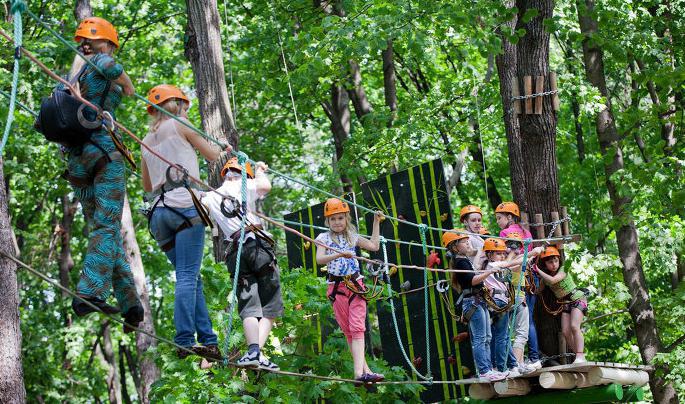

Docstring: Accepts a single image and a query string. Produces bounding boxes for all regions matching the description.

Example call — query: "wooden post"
[550,72,560,111]
[533,213,545,239]
[512,79,522,115]
[494,379,531,396]
[469,383,497,399]
[575,372,593,388]
[539,372,577,389]
[520,212,530,233]
[550,211,563,249]
[588,367,650,387]
[524,76,533,114]
[535,75,544,114]
[560,206,569,235]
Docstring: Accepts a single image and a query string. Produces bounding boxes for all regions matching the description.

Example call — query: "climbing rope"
[0,0,25,156]
[221,153,250,361]
[381,237,433,382]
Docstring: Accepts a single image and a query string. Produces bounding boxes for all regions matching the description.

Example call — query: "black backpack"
[34,65,111,147]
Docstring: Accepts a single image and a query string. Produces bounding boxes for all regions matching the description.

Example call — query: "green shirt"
[544,268,578,299]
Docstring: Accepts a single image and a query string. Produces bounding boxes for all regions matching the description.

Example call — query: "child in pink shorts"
[315,198,384,384]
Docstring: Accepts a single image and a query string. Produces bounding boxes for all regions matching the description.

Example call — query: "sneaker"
[480,370,507,382]
[527,360,542,370]
[573,354,587,364]
[194,345,223,362]
[258,353,280,371]
[518,363,535,375]
[355,373,377,385]
[72,296,120,317]
[507,367,521,378]
[122,306,144,334]
[235,350,260,368]
[177,346,196,360]
[367,372,385,382]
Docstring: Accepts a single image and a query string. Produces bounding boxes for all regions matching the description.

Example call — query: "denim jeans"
[526,293,540,361]
[150,207,217,347]
[462,297,492,375]
[490,299,518,372]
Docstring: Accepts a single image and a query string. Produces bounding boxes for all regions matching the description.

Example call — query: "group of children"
[446,202,588,382]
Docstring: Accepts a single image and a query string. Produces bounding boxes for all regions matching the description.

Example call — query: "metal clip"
[436,279,450,294]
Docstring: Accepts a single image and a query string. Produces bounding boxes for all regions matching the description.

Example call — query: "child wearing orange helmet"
[202,157,283,370]
[141,84,225,361]
[459,205,485,268]
[446,230,507,382]
[532,247,588,363]
[315,198,385,384]
[495,202,532,253]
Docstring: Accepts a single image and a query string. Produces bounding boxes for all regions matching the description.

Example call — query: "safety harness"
[144,165,213,251]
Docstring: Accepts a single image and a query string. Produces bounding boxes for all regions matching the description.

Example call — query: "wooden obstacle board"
[360,158,475,402]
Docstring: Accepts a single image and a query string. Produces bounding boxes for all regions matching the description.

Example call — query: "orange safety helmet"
[442,229,469,248]
[220,157,254,179]
[539,246,560,260]
[483,238,507,252]
[495,201,520,218]
[324,198,350,217]
[459,205,482,221]
[146,84,190,114]
[74,17,119,48]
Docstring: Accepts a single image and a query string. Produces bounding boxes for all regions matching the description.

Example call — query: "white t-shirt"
[315,231,360,277]
[468,234,485,268]
[202,177,269,241]
[142,119,201,208]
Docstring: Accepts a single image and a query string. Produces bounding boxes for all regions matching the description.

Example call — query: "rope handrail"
[2,15,578,244]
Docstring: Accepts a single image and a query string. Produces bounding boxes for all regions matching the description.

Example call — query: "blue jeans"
[526,293,540,361]
[150,207,217,347]
[490,299,518,372]
[463,298,492,375]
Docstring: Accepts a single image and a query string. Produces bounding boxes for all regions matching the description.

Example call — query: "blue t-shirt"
[316,231,360,277]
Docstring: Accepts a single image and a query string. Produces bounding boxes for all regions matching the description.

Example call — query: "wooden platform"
[521,361,652,377]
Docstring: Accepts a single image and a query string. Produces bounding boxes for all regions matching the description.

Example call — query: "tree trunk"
[0,159,26,404]
[382,40,397,124]
[59,195,78,371]
[469,115,503,210]
[495,0,527,209]
[347,60,372,120]
[118,343,131,404]
[73,0,92,21]
[121,196,159,403]
[99,322,122,404]
[321,85,353,191]
[577,1,678,402]
[184,0,236,261]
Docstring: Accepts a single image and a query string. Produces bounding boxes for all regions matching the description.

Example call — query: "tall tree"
[0,160,26,403]
[577,1,678,402]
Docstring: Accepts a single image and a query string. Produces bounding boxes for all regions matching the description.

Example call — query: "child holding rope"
[532,246,587,364]
[315,198,385,384]
[202,158,283,370]
[459,205,485,268]
[446,230,508,382]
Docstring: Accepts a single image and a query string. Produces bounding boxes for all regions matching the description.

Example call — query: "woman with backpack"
[61,17,143,331]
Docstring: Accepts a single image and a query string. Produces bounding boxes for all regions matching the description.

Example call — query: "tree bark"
[0,159,26,404]
[577,2,678,402]
[73,0,92,21]
[347,60,372,120]
[118,343,131,404]
[495,0,527,209]
[99,322,122,404]
[382,40,397,124]
[121,196,159,403]
[184,0,236,261]
[321,85,353,191]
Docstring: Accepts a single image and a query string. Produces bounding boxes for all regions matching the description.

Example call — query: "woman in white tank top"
[141,84,229,360]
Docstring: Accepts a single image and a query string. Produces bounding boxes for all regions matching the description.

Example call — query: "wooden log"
[550,211,563,250]
[535,75,544,114]
[560,206,569,235]
[494,378,531,396]
[469,383,497,400]
[512,79,522,114]
[588,367,649,387]
[520,212,530,233]
[575,372,593,388]
[533,213,544,239]
[524,76,533,114]
[539,372,577,389]
[469,384,624,404]
[621,384,645,402]
[550,72,560,111]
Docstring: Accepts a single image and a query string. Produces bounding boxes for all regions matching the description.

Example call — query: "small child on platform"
[532,246,588,364]
[315,198,385,384]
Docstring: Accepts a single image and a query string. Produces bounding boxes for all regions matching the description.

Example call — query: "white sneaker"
[480,370,508,382]
[518,363,535,375]
[527,360,542,370]
[573,354,587,364]
[507,368,521,378]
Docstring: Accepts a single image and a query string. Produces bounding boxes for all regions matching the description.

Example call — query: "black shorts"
[563,298,588,316]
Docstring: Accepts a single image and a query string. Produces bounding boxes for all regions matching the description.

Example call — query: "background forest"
[1,0,684,402]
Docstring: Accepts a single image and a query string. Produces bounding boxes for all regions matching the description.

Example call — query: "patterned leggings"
[68,132,140,312]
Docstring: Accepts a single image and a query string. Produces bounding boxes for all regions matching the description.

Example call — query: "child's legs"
[464,299,492,375]
[491,306,511,372]
[348,292,368,377]
[561,312,574,350]
[512,298,529,364]
[526,293,540,361]
[243,317,259,345]
[570,305,585,353]
[258,317,274,348]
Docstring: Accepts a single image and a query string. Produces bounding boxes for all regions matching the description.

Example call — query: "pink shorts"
[327,280,367,342]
